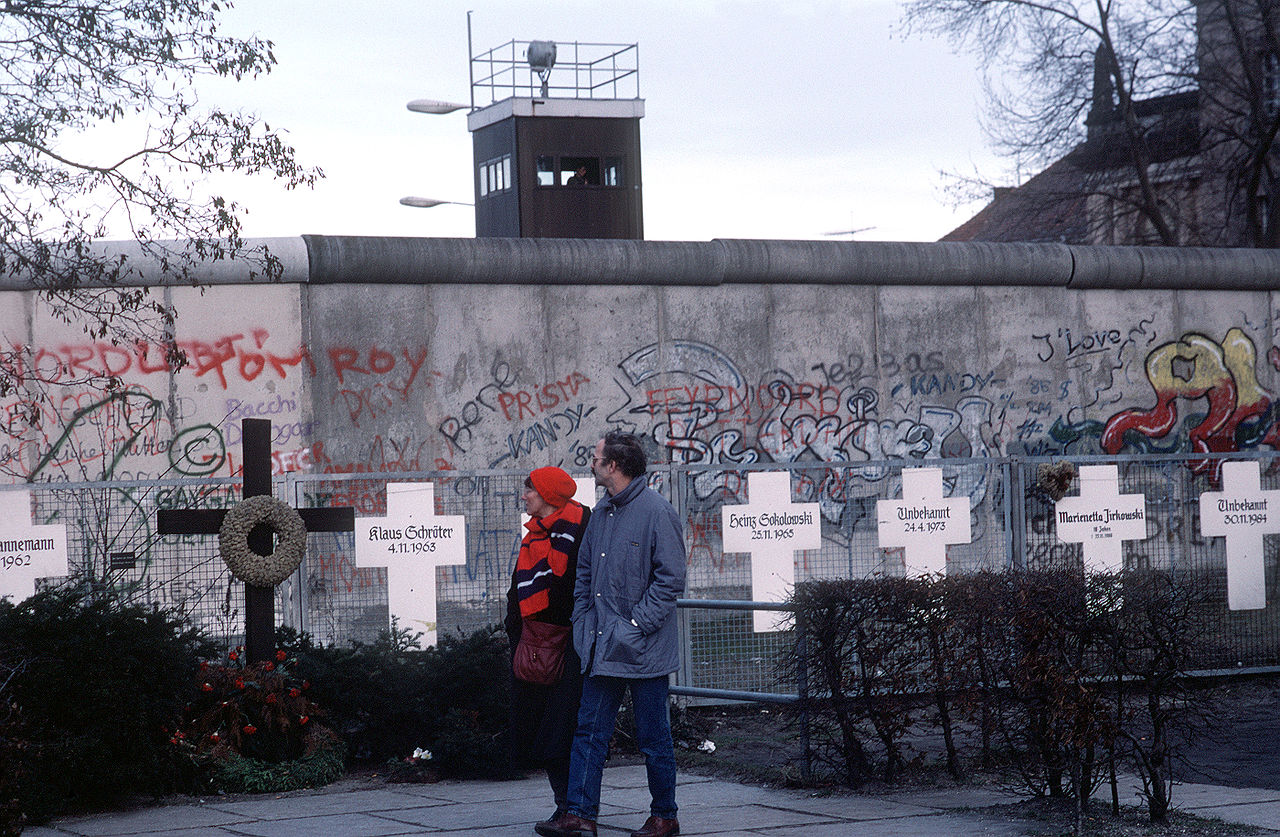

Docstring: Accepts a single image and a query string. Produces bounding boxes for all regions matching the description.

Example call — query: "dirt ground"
[667,673,1280,793]
[1177,675,1280,790]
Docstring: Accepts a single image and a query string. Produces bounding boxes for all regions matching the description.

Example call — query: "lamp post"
[406,99,468,115]
[399,196,473,208]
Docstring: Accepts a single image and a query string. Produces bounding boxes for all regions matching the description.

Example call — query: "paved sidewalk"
[25,765,1280,836]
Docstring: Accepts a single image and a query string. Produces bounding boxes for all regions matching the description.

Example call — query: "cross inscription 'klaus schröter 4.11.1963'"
[156,418,353,663]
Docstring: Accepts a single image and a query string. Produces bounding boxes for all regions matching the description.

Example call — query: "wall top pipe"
[4,235,1279,290]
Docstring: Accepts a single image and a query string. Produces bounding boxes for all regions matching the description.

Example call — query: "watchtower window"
[478,155,511,198]
[560,156,600,186]
[604,156,624,186]
[535,155,626,188]
[537,155,555,186]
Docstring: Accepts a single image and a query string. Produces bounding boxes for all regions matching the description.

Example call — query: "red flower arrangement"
[174,646,327,765]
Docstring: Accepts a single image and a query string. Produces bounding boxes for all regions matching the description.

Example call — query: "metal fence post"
[287,472,308,637]
[796,605,812,784]
[1009,457,1026,570]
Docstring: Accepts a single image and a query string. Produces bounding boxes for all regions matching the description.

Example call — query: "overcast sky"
[198,0,999,242]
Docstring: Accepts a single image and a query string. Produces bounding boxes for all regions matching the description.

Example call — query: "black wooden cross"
[158,418,354,663]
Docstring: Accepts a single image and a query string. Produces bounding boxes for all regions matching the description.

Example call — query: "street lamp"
[406,98,468,115]
[399,196,474,208]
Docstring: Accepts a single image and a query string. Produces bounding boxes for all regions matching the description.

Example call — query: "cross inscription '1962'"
[157,418,354,662]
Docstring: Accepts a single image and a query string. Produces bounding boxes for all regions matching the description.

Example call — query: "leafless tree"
[1197,0,1280,246]
[0,1,321,400]
[902,0,1223,246]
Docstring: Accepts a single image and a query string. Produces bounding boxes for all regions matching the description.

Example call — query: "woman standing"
[505,466,591,829]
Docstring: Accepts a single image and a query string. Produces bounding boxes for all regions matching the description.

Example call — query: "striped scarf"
[515,500,586,617]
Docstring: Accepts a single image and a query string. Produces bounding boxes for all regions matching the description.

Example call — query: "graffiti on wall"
[7,289,1280,645]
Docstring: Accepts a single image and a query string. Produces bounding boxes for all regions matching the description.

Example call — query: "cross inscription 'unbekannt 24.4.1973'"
[157,418,353,663]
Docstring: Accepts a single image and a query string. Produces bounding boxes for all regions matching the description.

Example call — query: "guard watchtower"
[467,39,644,239]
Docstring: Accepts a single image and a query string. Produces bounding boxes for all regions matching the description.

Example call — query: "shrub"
[785,577,922,786]
[1,660,29,836]
[784,568,1219,826]
[280,622,514,779]
[0,588,212,822]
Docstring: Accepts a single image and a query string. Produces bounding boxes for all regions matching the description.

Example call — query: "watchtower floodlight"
[527,40,556,96]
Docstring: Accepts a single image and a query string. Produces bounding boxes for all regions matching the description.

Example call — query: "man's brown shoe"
[533,809,566,836]
[630,815,680,837]
[536,811,597,837]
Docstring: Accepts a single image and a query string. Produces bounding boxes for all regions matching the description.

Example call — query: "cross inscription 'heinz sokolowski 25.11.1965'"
[721,471,821,632]
[156,418,354,663]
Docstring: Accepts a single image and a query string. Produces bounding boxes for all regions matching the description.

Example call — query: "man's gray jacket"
[572,476,687,678]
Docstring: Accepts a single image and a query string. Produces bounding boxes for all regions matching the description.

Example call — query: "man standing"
[538,432,686,837]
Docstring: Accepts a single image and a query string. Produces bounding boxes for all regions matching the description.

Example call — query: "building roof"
[942,90,1200,244]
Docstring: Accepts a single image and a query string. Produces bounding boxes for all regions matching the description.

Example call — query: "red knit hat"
[529,466,577,508]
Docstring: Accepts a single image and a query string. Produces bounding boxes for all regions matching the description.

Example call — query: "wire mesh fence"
[7,451,1279,700]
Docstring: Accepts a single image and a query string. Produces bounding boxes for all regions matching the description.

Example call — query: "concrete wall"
[7,236,1280,649]
[4,237,1280,487]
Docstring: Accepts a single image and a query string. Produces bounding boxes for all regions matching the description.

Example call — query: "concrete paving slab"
[600,764,714,790]
[202,788,437,820]
[775,812,1055,836]
[373,797,548,830]
[1187,800,1280,830]
[218,811,429,836]
[668,780,804,808]
[656,802,838,832]
[883,785,1027,809]
[748,794,938,820]
[426,827,554,836]
[1169,781,1280,807]
[385,777,547,804]
[596,779,781,816]
[33,828,245,837]
[42,805,250,836]
[28,764,1280,837]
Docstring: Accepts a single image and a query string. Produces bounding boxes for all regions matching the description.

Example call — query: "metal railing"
[470,39,639,106]
[8,450,1280,707]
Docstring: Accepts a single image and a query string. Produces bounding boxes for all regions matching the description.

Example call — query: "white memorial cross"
[1055,464,1148,574]
[354,482,467,646]
[876,467,972,576]
[0,490,69,601]
[721,471,821,632]
[1199,460,1280,611]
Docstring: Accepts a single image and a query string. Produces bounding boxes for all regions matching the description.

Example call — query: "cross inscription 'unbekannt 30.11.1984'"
[157,418,353,663]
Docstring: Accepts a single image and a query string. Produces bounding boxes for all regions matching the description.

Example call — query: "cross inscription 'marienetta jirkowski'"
[1054,464,1147,574]
[157,418,353,662]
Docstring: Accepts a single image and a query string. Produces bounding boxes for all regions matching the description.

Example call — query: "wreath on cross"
[218,495,308,587]
[1035,461,1078,503]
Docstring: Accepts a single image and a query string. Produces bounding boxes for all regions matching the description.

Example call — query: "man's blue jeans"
[566,674,677,820]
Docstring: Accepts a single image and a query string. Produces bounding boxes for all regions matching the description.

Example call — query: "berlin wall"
[5,237,1280,487]
[3,236,1280,652]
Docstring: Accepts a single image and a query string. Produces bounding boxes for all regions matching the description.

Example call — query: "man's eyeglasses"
[591,456,607,466]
